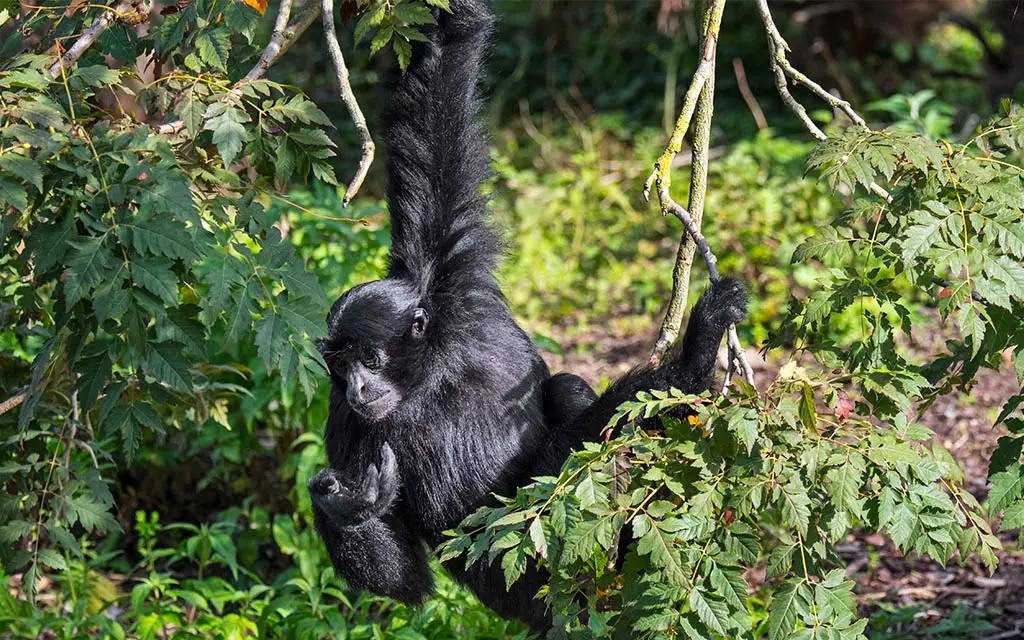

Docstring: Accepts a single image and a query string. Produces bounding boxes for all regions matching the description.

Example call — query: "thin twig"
[155,0,321,135]
[754,0,893,204]
[754,0,865,128]
[732,57,766,131]
[47,1,137,78]
[322,0,374,206]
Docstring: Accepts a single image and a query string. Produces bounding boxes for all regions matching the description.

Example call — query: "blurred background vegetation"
[3,0,1024,637]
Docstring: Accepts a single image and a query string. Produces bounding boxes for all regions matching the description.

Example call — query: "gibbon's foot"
[697,277,748,329]
[308,443,399,528]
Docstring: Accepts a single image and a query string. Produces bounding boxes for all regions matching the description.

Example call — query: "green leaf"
[0,176,28,212]
[14,99,64,127]
[799,383,818,434]
[36,549,67,571]
[146,341,192,391]
[162,306,205,358]
[688,589,729,636]
[205,107,247,167]
[64,235,113,309]
[131,257,179,307]
[768,579,801,640]
[65,494,119,533]
[255,313,287,371]
[709,565,748,611]
[123,218,198,261]
[0,155,42,191]
[195,27,230,71]
[175,86,207,137]
[393,2,435,25]
[989,464,1024,513]
[781,478,812,537]
[393,36,412,73]
[354,4,386,44]
[637,524,686,586]
[728,408,758,454]
[370,26,394,55]
[224,293,256,347]
[71,65,118,87]
[501,546,528,590]
[280,297,326,339]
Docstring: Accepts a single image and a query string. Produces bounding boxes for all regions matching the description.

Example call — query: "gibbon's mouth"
[351,391,394,419]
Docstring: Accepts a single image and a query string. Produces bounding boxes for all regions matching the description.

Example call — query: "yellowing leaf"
[241,0,267,15]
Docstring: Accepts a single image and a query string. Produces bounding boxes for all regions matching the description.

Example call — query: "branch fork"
[644,0,754,391]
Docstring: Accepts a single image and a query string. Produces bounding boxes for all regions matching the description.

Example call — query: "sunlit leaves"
[0,18,338,595]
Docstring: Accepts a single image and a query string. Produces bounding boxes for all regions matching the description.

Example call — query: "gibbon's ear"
[411,308,428,337]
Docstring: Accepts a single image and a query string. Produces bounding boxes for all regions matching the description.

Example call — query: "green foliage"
[1,503,527,639]
[0,0,338,604]
[441,379,992,638]
[443,107,1024,637]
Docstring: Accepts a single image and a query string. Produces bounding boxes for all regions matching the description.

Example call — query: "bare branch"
[47,1,137,78]
[754,0,865,129]
[732,57,767,131]
[155,0,321,136]
[0,392,27,416]
[246,0,296,83]
[648,0,722,365]
[754,0,893,205]
[322,0,374,206]
[645,0,755,389]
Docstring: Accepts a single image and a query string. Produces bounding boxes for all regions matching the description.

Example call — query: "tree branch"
[753,0,892,204]
[644,0,755,390]
[155,0,321,136]
[321,0,374,206]
[47,1,138,78]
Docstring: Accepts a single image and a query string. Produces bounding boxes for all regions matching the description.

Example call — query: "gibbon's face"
[317,280,429,422]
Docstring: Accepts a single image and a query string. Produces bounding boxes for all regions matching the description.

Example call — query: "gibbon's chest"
[394,399,545,538]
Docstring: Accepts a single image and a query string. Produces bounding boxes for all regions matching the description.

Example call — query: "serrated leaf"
[710,565,748,610]
[989,464,1024,513]
[123,218,197,261]
[64,235,113,309]
[637,524,686,585]
[131,257,179,307]
[65,495,119,533]
[175,86,207,137]
[768,580,801,640]
[799,383,818,434]
[255,313,287,371]
[146,341,192,391]
[370,26,394,55]
[354,4,387,44]
[0,155,42,191]
[689,589,729,636]
[393,36,412,73]
[0,176,28,212]
[71,65,118,87]
[195,28,230,71]
[36,549,67,571]
[205,107,247,167]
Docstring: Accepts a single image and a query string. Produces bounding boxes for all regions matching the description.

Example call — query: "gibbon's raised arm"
[382,1,498,295]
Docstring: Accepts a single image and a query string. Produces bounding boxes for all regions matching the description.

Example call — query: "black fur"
[308,0,748,633]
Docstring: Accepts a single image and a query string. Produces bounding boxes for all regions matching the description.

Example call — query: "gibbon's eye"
[411,308,428,337]
[363,352,383,370]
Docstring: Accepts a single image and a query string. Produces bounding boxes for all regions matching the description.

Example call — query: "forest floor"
[543,322,1024,639]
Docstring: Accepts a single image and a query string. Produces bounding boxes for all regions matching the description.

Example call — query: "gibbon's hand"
[308,443,399,528]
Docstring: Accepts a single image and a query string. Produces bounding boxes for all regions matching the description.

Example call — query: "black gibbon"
[308,0,747,631]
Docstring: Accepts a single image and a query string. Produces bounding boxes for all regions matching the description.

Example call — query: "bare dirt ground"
[541,324,1024,639]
